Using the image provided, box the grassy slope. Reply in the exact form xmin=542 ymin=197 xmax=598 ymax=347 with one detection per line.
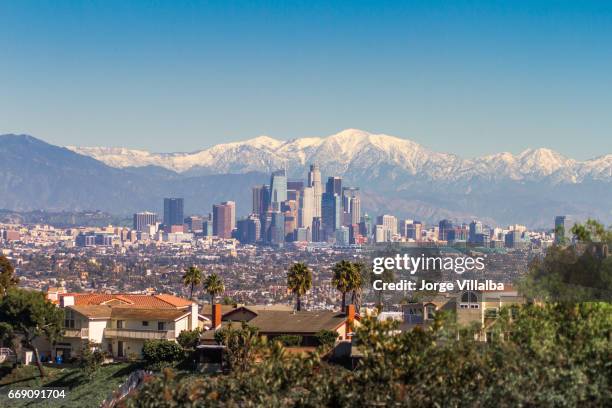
xmin=0 ymin=363 xmax=139 ymax=407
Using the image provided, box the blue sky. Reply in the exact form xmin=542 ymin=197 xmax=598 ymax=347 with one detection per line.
xmin=1 ymin=1 xmax=611 ymax=159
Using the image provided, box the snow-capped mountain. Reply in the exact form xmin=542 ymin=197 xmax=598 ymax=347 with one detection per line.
xmin=68 ymin=129 xmax=612 ymax=183
xmin=2 ymin=131 xmax=611 ymax=227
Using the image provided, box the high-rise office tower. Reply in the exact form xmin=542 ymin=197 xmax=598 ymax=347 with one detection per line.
xmin=270 ymin=212 xmax=285 ymax=246
xmin=299 ymin=186 xmax=315 ymax=230
xmin=163 ymin=198 xmax=184 ymax=227
xmin=554 ymin=215 xmax=574 ymax=244
xmin=312 ymin=217 xmax=322 ymax=242
xmin=236 ymin=215 xmax=261 ymax=244
xmin=252 ymin=185 xmax=268 ymax=215
xmin=349 ymin=197 xmax=361 ymax=225
xmin=308 ymin=164 xmax=322 ymax=218
xmin=322 ymin=192 xmax=341 ymax=238
xmin=221 ymin=201 xmax=236 ymax=229
xmin=438 ymin=219 xmax=454 ymax=241
xmin=405 ymin=221 xmax=423 ymax=241
xmin=326 ymin=176 xmax=342 ymax=195
xmin=133 ymin=212 xmax=157 ymax=232
xmin=213 ymin=202 xmax=233 ymax=238
xmin=269 ymin=170 xmax=287 ymax=211
xmin=376 ymin=214 xmax=398 ymax=241
xmin=185 ymin=216 xmax=204 ymax=233
xmin=468 ymin=220 xmax=483 ymax=243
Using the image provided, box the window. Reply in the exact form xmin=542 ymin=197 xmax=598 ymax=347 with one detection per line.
xmin=425 ymin=305 xmax=436 ymax=320
xmin=158 ymin=322 xmax=166 ymax=331
xmin=117 ymin=320 xmax=124 ymax=329
xmin=142 ymin=321 xmax=149 ymax=327
xmin=485 ymin=308 xmax=498 ymax=318
xmin=460 ymin=291 xmax=479 ymax=309
xmin=64 ymin=309 xmax=75 ymax=329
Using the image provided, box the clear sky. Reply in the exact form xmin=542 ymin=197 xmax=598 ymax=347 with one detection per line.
xmin=1 ymin=1 xmax=611 ymax=159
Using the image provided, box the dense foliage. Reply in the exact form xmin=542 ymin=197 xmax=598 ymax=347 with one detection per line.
xmin=177 ymin=328 xmax=202 ymax=350
xmin=142 ymin=340 xmax=184 ymax=369
xmin=127 ymin=302 xmax=611 ymax=407
xmin=274 ymin=335 xmax=302 ymax=347
xmin=520 ymin=219 xmax=612 ymax=302
xmin=0 ymin=288 xmax=64 ymax=377
xmin=0 ymin=255 xmax=18 ymax=297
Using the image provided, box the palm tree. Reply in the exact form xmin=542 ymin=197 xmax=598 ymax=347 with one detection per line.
xmin=286 ymin=262 xmax=312 ymax=311
xmin=332 ymin=260 xmax=360 ymax=311
xmin=203 ymin=273 xmax=225 ymax=305
xmin=182 ymin=266 xmax=202 ymax=300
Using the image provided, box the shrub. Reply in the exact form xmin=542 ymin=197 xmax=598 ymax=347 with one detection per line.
xmin=177 ymin=328 xmax=202 ymax=350
xmin=315 ymin=329 xmax=338 ymax=348
xmin=274 ymin=334 xmax=302 ymax=347
xmin=80 ymin=341 xmax=105 ymax=379
xmin=142 ymin=340 xmax=183 ymax=369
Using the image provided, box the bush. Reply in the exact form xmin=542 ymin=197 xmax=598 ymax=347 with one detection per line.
xmin=127 ymin=303 xmax=612 ymax=407
xmin=274 ymin=334 xmax=302 ymax=347
xmin=142 ymin=340 xmax=183 ymax=369
xmin=177 ymin=328 xmax=202 ymax=350
xmin=80 ymin=341 xmax=105 ymax=379
xmin=315 ymin=329 xmax=338 ymax=348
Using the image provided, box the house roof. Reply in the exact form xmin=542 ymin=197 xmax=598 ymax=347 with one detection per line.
xmin=246 ymin=310 xmax=348 ymax=334
xmin=69 ymin=304 xmax=190 ymax=321
xmin=59 ymin=293 xmax=192 ymax=309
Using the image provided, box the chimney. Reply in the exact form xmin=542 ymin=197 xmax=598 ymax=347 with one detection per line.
xmin=345 ymin=304 xmax=355 ymax=339
xmin=190 ymin=302 xmax=198 ymax=331
xmin=212 ymin=303 xmax=222 ymax=329
xmin=61 ymin=295 xmax=74 ymax=308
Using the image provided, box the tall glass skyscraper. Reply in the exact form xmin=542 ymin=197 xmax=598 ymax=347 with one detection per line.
xmin=163 ymin=198 xmax=184 ymax=227
xmin=269 ymin=170 xmax=287 ymax=211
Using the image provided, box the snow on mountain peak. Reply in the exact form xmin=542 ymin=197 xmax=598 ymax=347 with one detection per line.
xmin=66 ymin=129 xmax=610 ymax=182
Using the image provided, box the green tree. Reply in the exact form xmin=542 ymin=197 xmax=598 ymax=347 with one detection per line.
xmin=177 ymin=328 xmax=202 ymax=350
xmin=182 ymin=266 xmax=202 ymax=300
xmin=0 ymin=289 xmax=64 ymax=377
xmin=0 ymin=255 xmax=19 ymax=297
xmin=286 ymin=262 xmax=312 ymax=311
xmin=142 ymin=339 xmax=184 ymax=369
xmin=80 ymin=340 xmax=105 ymax=379
xmin=332 ymin=260 xmax=360 ymax=310
xmin=214 ymin=322 xmax=261 ymax=372
xmin=315 ymin=329 xmax=338 ymax=348
xmin=203 ymin=273 xmax=225 ymax=305
xmin=0 ymin=322 xmax=14 ymax=347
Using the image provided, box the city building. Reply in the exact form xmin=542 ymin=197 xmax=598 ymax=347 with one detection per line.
xmin=163 ymin=198 xmax=184 ymax=229
xmin=133 ymin=212 xmax=157 ymax=233
xmin=213 ymin=202 xmax=233 ymax=239
xmin=269 ymin=170 xmax=287 ymax=211
xmin=307 ymin=164 xmax=322 ymax=218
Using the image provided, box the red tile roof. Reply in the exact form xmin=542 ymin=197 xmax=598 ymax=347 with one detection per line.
xmin=57 ymin=293 xmax=192 ymax=309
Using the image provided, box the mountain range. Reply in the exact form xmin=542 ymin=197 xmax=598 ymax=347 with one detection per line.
xmin=1 ymin=129 xmax=611 ymax=228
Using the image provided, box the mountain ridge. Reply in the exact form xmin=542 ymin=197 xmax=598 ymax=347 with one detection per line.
xmin=65 ymin=129 xmax=612 ymax=183
xmin=1 ymin=132 xmax=611 ymax=228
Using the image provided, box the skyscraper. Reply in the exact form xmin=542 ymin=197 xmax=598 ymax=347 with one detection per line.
xmin=468 ymin=220 xmax=483 ymax=243
xmin=222 ymin=201 xmax=236 ymax=229
xmin=133 ymin=212 xmax=157 ymax=232
xmin=270 ymin=211 xmax=285 ymax=247
xmin=213 ymin=202 xmax=233 ymax=238
xmin=349 ymin=196 xmax=361 ymax=225
xmin=163 ymin=198 xmax=184 ymax=227
xmin=252 ymin=185 xmax=268 ymax=215
xmin=326 ymin=176 xmax=342 ymax=195
xmin=307 ymin=164 xmax=322 ymax=218
xmin=299 ymin=186 xmax=315 ymax=230
xmin=322 ymin=192 xmax=341 ymax=238
xmin=269 ymin=170 xmax=287 ymax=211
xmin=438 ymin=219 xmax=454 ymax=241
xmin=554 ymin=215 xmax=574 ymax=244
xmin=376 ymin=214 xmax=398 ymax=241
